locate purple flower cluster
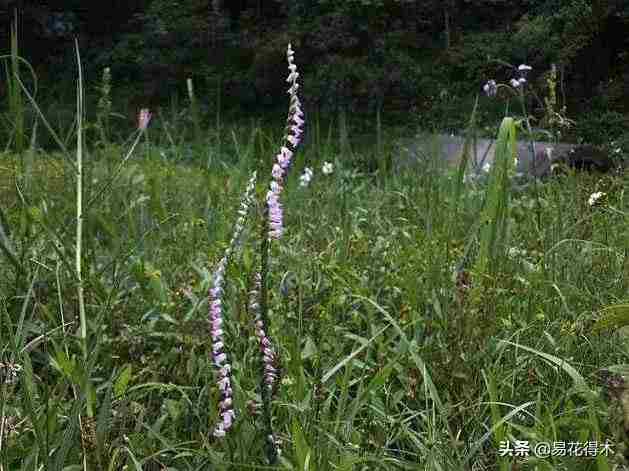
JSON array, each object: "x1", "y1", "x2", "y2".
[
  {"x1": 266, "y1": 43, "x2": 305, "y2": 241},
  {"x1": 208, "y1": 171, "x2": 257, "y2": 438}
]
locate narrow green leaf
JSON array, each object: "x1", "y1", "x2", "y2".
[
  {"x1": 114, "y1": 364, "x2": 133, "y2": 399},
  {"x1": 292, "y1": 419, "x2": 312, "y2": 471},
  {"x1": 593, "y1": 304, "x2": 629, "y2": 332},
  {"x1": 96, "y1": 384, "x2": 114, "y2": 463},
  {"x1": 322, "y1": 324, "x2": 388, "y2": 384},
  {"x1": 500, "y1": 340, "x2": 591, "y2": 396}
]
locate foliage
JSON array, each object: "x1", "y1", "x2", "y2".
[
  {"x1": 1, "y1": 10, "x2": 629, "y2": 467},
  {"x1": 512, "y1": 0, "x2": 608, "y2": 65},
  {"x1": 1, "y1": 124, "x2": 627, "y2": 468},
  {"x1": 3, "y1": 0, "x2": 627, "y2": 139}
]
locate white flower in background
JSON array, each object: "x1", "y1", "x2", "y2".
[
  {"x1": 507, "y1": 247, "x2": 526, "y2": 259},
  {"x1": 322, "y1": 161, "x2": 334, "y2": 175},
  {"x1": 483, "y1": 79, "x2": 497, "y2": 97},
  {"x1": 518, "y1": 64, "x2": 532, "y2": 73},
  {"x1": 588, "y1": 191, "x2": 606, "y2": 206},
  {"x1": 482, "y1": 162, "x2": 492, "y2": 173},
  {"x1": 299, "y1": 167, "x2": 313, "y2": 187}
]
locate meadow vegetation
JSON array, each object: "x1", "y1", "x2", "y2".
[{"x1": 1, "y1": 34, "x2": 629, "y2": 471}]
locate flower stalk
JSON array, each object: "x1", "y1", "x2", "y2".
[
  {"x1": 265, "y1": 43, "x2": 305, "y2": 241},
  {"x1": 206, "y1": 43, "x2": 304, "y2": 458},
  {"x1": 249, "y1": 42, "x2": 305, "y2": 462},
  {"x1": 208, "y1": 171, "x2": 257, "y2": 438}
]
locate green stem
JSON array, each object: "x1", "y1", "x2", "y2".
[{"x1": 257, "y1": 203, "x2": 278, "y2": 464}]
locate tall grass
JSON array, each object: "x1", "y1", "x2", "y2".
[{"x1": 7, "y1": 10, "x2": 24, "y2": 154}]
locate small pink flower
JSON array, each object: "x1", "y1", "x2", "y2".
[
  {"x1": 286, "y1": 134, "x2": 300, "y2": 148},
  {"x1": 272, "y1": 164, "x2": 284, "y2": 180},
  {"x1": 221, "y1": 410, "x2": 235, "y2": 429},
  {"x1": 292, "y1": 114, "x2": 305, "y2": 127},
  {"x1": 218, "y1": 376, "x2": 231, "y2": 391},
  {"x1": 214, "y1": 353, "x2": 227, "y2": 365},
  {"x1": 249, "y1": 273, "x2": 280, "y2": 393},
  {"x1": 138, "y1": 108, "x2": 152, "y2": 131}
]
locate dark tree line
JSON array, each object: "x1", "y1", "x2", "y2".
[{"x1": 1, "y1": 0, "x2": 628, "y2": 140}]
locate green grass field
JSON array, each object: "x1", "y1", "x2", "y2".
[{"x1": 1, "y1": 43, "x2": 628, "y2": 471}]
